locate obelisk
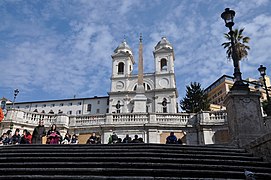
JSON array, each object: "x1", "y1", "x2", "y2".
[{"x1": 133, "y1": 34, "x2": 147, "y2": 113}]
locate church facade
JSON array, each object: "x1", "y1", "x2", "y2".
[{"x1": 1, "y1": 37, "x2": 228, "y2": 145}]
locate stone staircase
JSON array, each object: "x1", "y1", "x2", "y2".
[{"x1": 0, "y1": 144, "x2": 271, "y2": 179}]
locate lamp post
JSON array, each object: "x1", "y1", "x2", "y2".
[
  {"x1": 12, "y1": 89, "x2": 19, "y2": 109},
  {"x1": 10, "y1": 89, "x2": 19, "y2": 129},
  {"x1": 258, "y1": 65, "x2": 271, "y2": 116},
  {"x1": 221, "y1": 8, "x2": 249, "y2": 91}
]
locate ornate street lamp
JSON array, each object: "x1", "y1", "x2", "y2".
[
  {"x1": 258, "y1": 65, "x2": 271, "y2": 116},
  {"x1": 10, "y1": 89, "x2": 19, "y2": 130},
  {"x1": 221, "y1": 8, "x2": 249, "y2": 91},
  {"x1": 12, "y1": 89, "x2": 19, "y2": 109}
]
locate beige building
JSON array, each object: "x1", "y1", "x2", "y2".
[{"x1": 205, "y1": 75, "x2": 271, "y2": 111}]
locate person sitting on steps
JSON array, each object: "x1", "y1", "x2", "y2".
[{"x1": 166, "y1": 132, "x2": 177, "y2": 144}]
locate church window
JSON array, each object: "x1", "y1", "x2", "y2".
[
  {"x1": 162, "y1": 98, "x2": 167, "y2": 113},
  {"x1": 160, "y1": 58, "x2": 167, "y2": 71},
  {"x1": 87, "y1": 104, "x2": 92, "y2": 112},
  {"x1": 118, "y1": 62, "x2": 124, "y2": 74},
  {"x1": 49, "y1": 110, "x2": 54, "y2": 114},
  {"x1": 96, "y1": 109, "x2": 100, "y2": 113},
  {"x1": 33, "y1": 109, "x2": 38, "y2": 113},
  {"x1": 133, "y1": 83, "x2": 152, "y2": 91}
]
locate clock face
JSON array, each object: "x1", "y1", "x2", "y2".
[
  {"x1": 159, "y1": 78, "x2": 169, "y2": 88},
  {"x1": 116, "y1": 81, "x2": 124, "y2": 89}
]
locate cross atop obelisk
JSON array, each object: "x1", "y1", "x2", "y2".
[{"x1": 133, "y1": 34, "x2": 147, "y2": 113}]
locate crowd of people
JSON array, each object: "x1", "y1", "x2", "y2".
[
  {"x1": 0, "y1": 120, "x2": 182, "y2": 145},
  {"x1": 0, "y1": 120, "x2": 78, "y2": 145},
  {"x1": 108, "y1": 132, "x2": 144, "y2": 144}
]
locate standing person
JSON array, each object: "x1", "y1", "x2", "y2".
[
  {"x1": 166, "y1": 132, "x2": 177, "y2": 144},
  {"x1": 47, "y1": 124, "x2": 61, "y2": 144},
  {"x1": 11, "y1": 128, "x2": 21, "y2": 144},
  {"x1": 20, "y1": 129, "x2": 32, "y2": 144},
  {"x1": 108, "y1": 132, "x2": 118, "y2": 144},
  {"x1": 32, "y1": 120, "x2": 46, "y2": 144}
]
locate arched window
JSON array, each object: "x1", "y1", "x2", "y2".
[
  {"x1": 118, "y1": 62, "x2": 124, "y2": 74},
  {"x1": 134, "y1": 83, "x2": 152, "y2": 91},
  {"x1": 160, "y1": 58, "x2": 167, "y2": 71}
]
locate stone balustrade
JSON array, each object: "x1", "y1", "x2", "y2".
[
  {"x1": 112, "y1": 113, "x2": 149, "y2": 124},
  {"x1": 3, "y1": 109, "x2": 69, "y2": 128},
  {"x1": 3, "y1": 109, "x2": 228, "y2": 129},
  {"x1": 199, "y1": 110, "x2": 227, "y2": 125},
  {"x1": 156, "y1": 113, "x2": 192, "y2": 125}
]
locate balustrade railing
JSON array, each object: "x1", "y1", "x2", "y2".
[
  {"x1": 5, "y1": 109, "x2": 228, "y2": 128},
  {"x1": 112, "y1": 113, "x2": 149, "y2": 124},
  {"x1": 156, "y1": 113, "x2": 191, "y2": 125},
  {"x1": 22, "y1": 112, "x2": 57, "y2": 125},
  {"x1": 74, "y1": 115, "x2": 106, "y2": 126}
]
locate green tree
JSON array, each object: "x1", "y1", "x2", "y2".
[
  {"x1": 221, "y1": 28, "x2": 250, "y2": 61},
  {"x1": 180, "y1": 82, "x2": 210, "y2": 113}
]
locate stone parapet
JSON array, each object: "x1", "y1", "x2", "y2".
[{"x1": 244, "y1": 133, "x2": 271, "y2": 162}]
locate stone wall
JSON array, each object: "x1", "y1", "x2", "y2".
[{"x1": 244, "y1": 133, "x2": 271, "y2": 162}]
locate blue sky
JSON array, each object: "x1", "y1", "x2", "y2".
[{"x1": 1, "y1": 0, "x2": 271, "y2": 103}]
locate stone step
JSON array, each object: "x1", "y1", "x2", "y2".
[
  {"x1": 1, "y1": 162, "x2": 270, "y2": 173},
  {"x1": 0, "y1": 156, "x2": 269, "y2": 168},
  {"x1": 0, "y1": 168, "x2": 270, "y2": 179},
  {"x1": 3, "y1": 144, "x2": 247, "y2": 153},
  {"x1": 0, "y1": 175, "x2": 195, "y2": 180},
  {"x1": 0, "y1": 152, "x2": 260, "y2": 161},
  {"x1": 0, "y1": 144, "x2": 270, "y2": 179},
  {"x1": 0, "y1": 147, "x2": 251, "y2": 156}
]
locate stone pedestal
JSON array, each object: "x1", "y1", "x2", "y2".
[
  {"x1": 224, "y1": 90, "x2": 265, "y2": 147},
  {"x1": 133, "y1": 85, "x2": 147, "y2": 113}
]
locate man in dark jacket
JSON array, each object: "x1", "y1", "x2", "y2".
[
  {"x1": 166, "y1": 132, "x2": 177, "y2": 144},
  {"x1": 32, "y1": 120, "x2": 46, "y2": 144}
]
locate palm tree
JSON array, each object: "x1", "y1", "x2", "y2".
[{"x1": 221, "y1": 28, "x2": 250, "y2": 61}]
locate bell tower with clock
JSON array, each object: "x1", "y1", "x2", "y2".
[
  {"x1": 152, "y1": 37, "x2": 178, "y2": 113},
  {"x1": 109, "y1": 39, "x2": 135, "y2": 113}
]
